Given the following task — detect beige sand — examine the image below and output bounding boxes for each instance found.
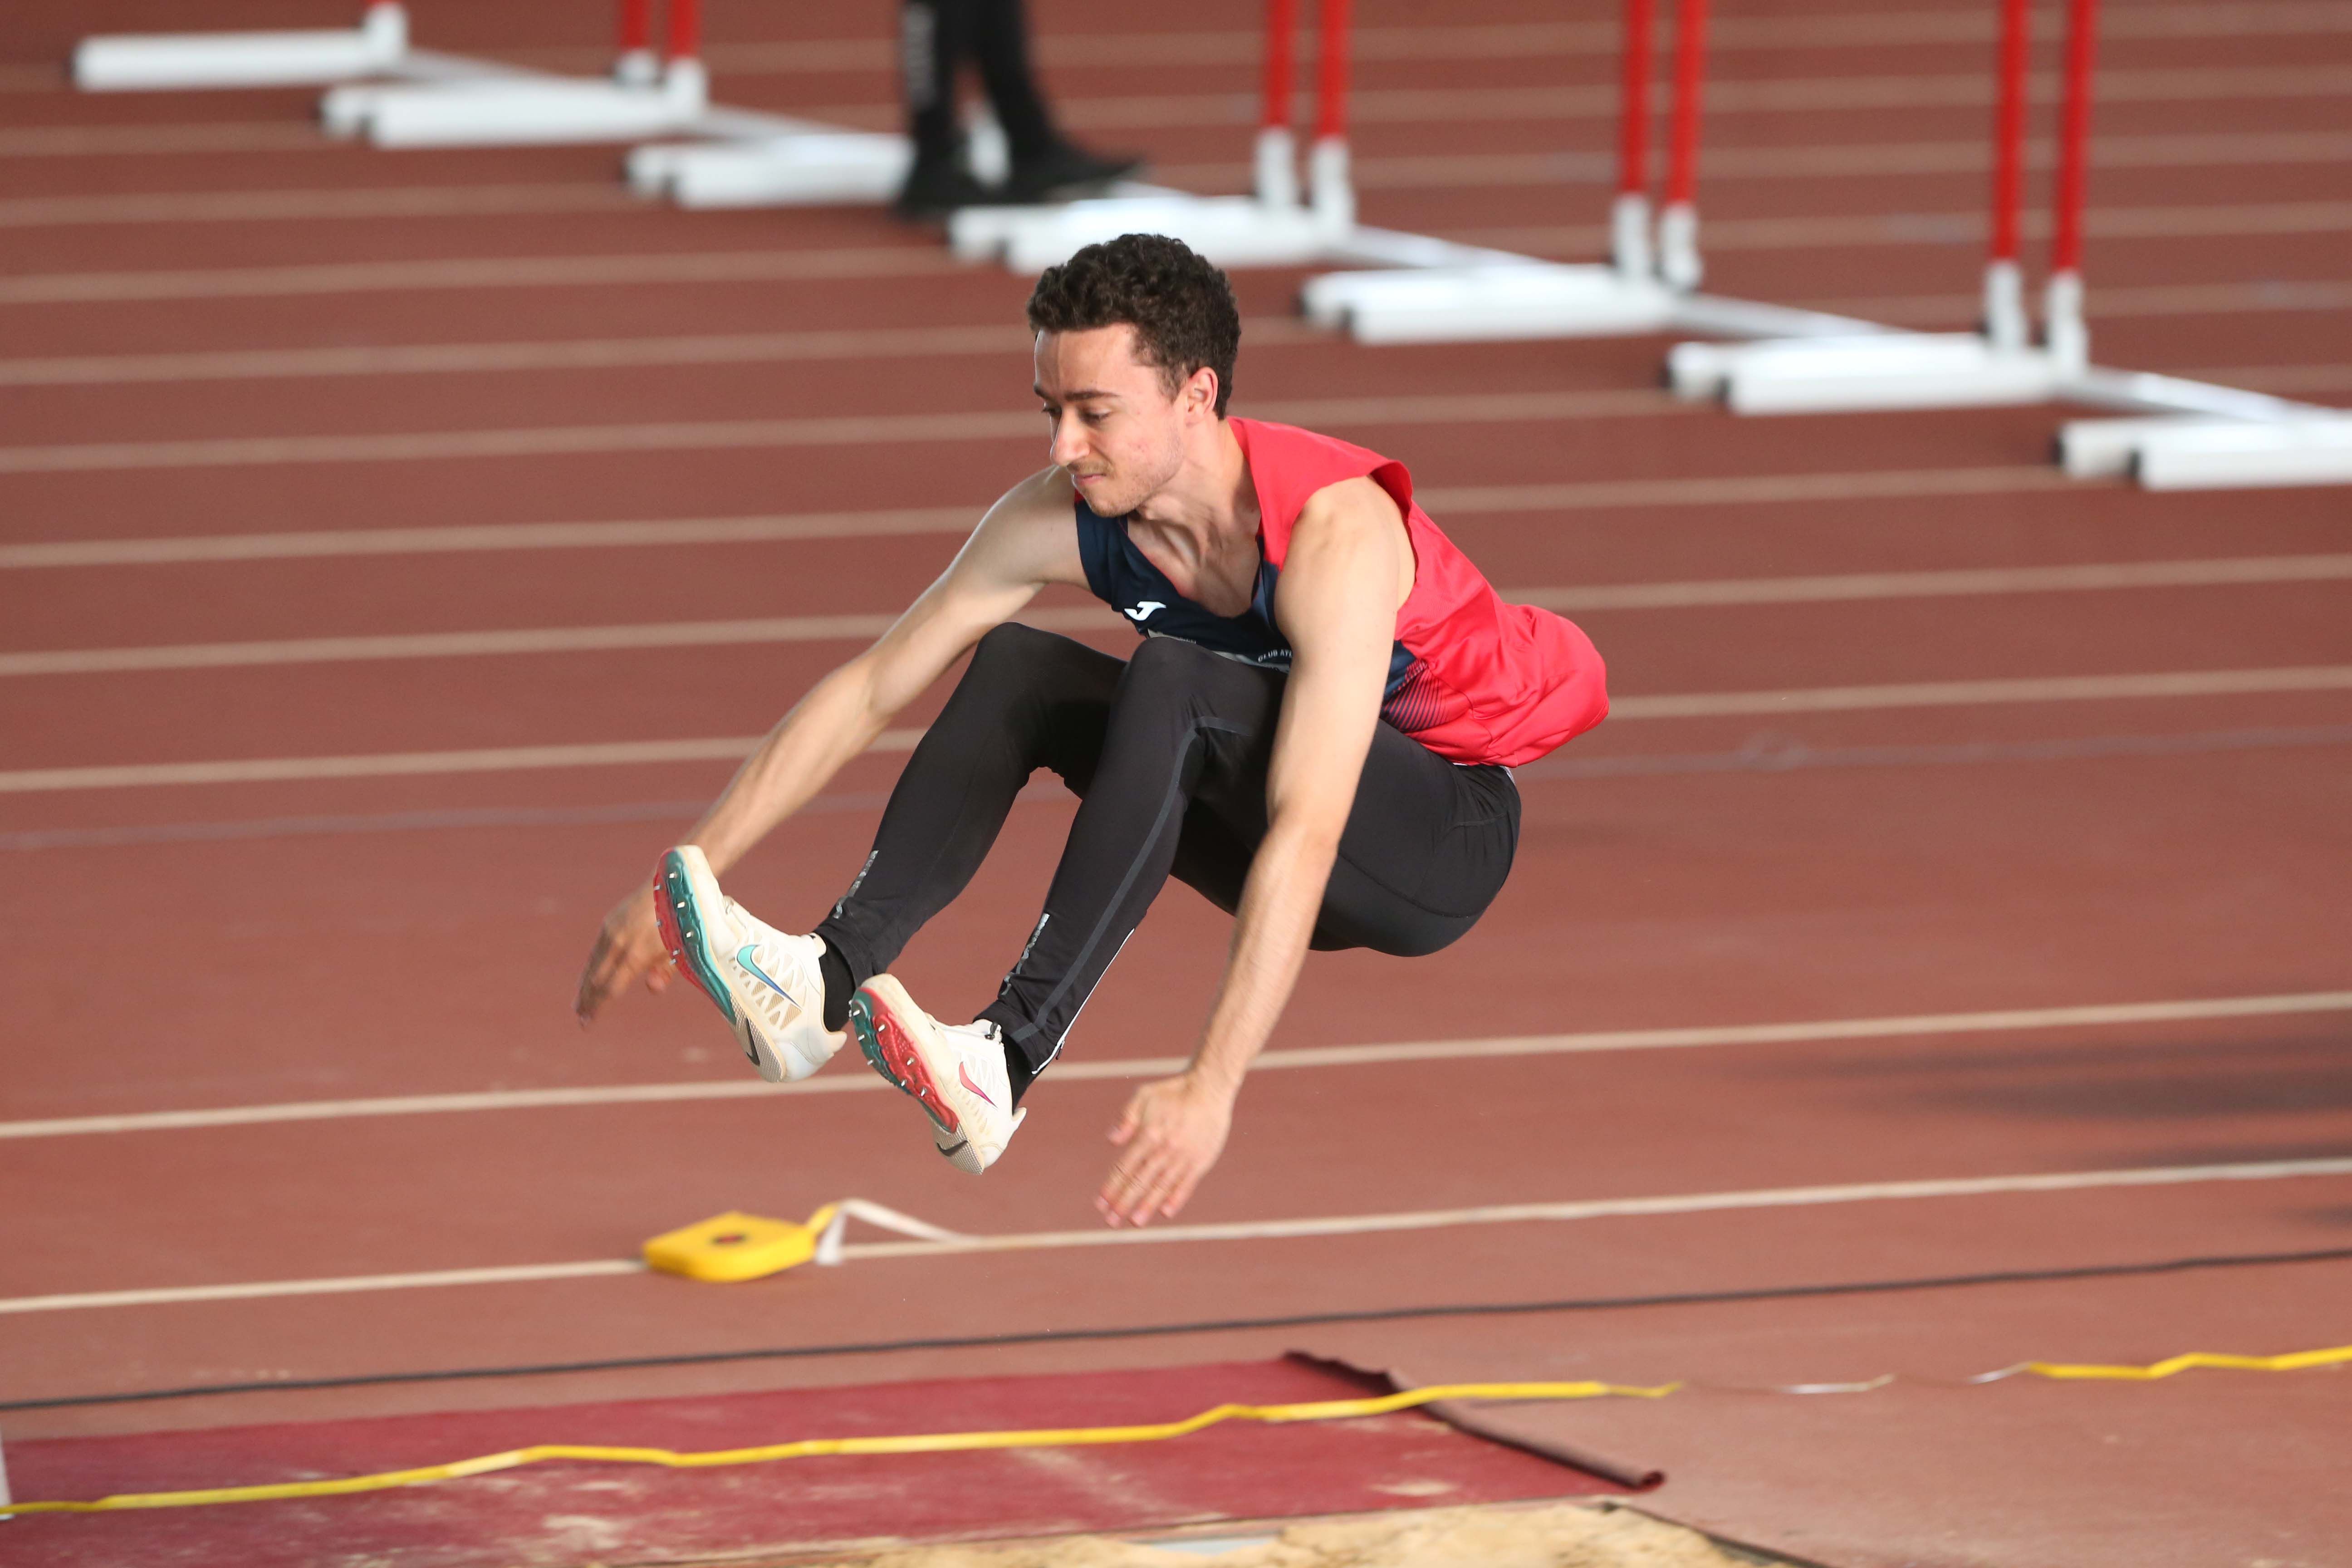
[793,1502,1759,1568]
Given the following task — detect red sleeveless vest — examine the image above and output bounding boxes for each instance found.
[1234,417,1607,768]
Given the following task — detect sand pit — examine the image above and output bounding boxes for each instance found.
[790,1502,1770,1568]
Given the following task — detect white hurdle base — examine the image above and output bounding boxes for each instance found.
[628,132,912,206]
[1670,332,2069,415]
[325,62,708,148]
[74,5,409,90]
[952,193,1351,273]
[2062,416,2352,490]
[1302,264,1677,344]
[1300,265,1890,348]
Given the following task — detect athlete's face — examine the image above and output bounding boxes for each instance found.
[1033,325,1213,516]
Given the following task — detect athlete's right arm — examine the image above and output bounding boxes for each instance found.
[574,468,1086,1023]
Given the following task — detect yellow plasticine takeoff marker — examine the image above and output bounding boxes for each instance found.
[642,1206,838,1283]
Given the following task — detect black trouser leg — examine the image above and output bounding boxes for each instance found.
[825,630,1520,1092]
[977,637,1522,1077]
[977,635,1276,1070]
[814,624,1120,998]
[903,0,1059,169]
[899,0,970,169]
[971,0,1059,161]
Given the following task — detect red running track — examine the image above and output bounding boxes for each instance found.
[2,1,2350,1565]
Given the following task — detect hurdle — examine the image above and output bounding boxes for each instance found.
[71,2,503,93]
[1663,0,2350,488]
[1299,0,1877,346]
[947,0,1521,275]
[71,2,914,206]
[322,0,710,147]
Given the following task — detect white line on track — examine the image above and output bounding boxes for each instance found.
[6,1155,2348,1314]
[1815,279,2352,327]
[5,991,2345,1143]
[0,182,637,230]
[0,390,1687,475]
[7,274,2347,390]
[1029,64,2352,136]
[1336,129,2352,192]
[6,666,2350,793]
[1462,199,2352,260]
[10,557,2348,678]
[3,4,2347,98]
[0,466,2082,569]
[0,248,959,306]
[540,4,2352,75]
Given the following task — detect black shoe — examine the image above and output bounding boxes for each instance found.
[892,159,1001,221]
[1002,141,1145,203]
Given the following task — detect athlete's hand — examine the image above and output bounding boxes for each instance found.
[574,880,674,1025]
[1098,1071,1235,1227]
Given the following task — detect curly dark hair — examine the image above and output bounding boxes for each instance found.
[1025,234,1242,416]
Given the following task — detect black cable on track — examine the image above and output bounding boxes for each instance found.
[10,1242,2350,1414]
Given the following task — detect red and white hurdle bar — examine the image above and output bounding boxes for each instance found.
[948,0,1528,274]
[1300,0,1875,346]
[1662,0,2351,489]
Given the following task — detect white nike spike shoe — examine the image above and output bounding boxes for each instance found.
[653,846,843,1083]
[848,974,1026,1174]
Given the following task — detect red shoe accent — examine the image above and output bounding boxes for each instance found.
[869,998,960,1136]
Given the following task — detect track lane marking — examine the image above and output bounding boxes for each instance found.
[0,390,1689,475]
[0,466,2089,570]
[0,248,960,306]
[10,556,2349,677]
[6,990,2346,1141]
[10,272,2349,390]
[1456,199,2352,259]
[6,3,2350,99]
[8,667,2351,792]
[6,1156,2348,1313]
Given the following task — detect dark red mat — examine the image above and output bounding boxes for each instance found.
[2,1357,1624,1567]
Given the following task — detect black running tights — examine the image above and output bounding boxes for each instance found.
[814,625,1521,1080]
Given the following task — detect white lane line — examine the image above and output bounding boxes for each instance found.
[0,730,910,795]
[1041,64,2352,136]
[0,182,636,230]
[8,666,2349,794]
[0,607,1107,678]
[7,265,2344,392]
[0,1260,646,1314]
[0,248,959,307]
[1811,279,2352,328]
[5,4,2348,98]
[1461,200,2352,260]
[853,1158,2352,1260]
[5,990,2344,1142]
[1610,666,2352,719]
[0,469,2075,571]
[7,1156,2347,1314]
[12,557,2349,678]
[0,507,983,570]
[0,390,1682,476]
[0,323,1038,387]
[1334,129,2352,194]
[0,318,1320,390]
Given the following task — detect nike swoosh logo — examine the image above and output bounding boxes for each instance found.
[957,1062,998,1108]
[1122,601,1166,622]
[735,946,800,1008]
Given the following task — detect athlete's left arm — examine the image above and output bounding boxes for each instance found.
[1098,476,1408,1226]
